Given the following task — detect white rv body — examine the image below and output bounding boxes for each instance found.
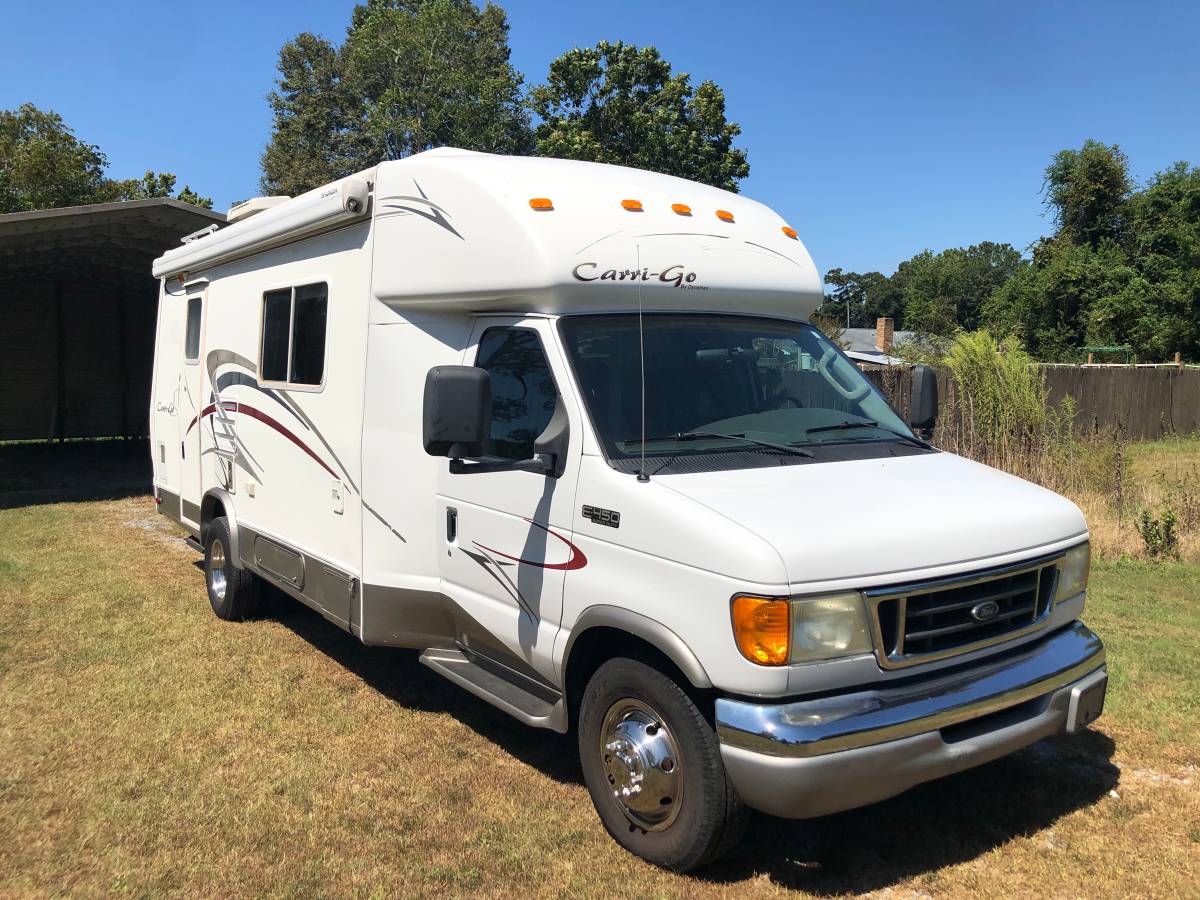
[149,149,1106,867]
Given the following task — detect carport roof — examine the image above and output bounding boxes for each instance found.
[0,199,225,293]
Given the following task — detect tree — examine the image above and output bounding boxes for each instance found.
[900,242,1024,335]
[1,104,212,212]
[261,33,364,197]
[529,40,749,191]
[104,170,213,208]
[0,103,108,212]
[262,0,531,196]
[816,268,905,328]
[1043,139,1132,248]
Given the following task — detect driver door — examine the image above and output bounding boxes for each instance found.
[435,316,583,685]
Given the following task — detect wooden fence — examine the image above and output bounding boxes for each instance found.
[865,365,1200,441]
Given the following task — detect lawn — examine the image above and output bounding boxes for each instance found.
[1,495,1197,898]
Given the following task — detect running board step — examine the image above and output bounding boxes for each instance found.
[185,537,204,554]
[419,648,567,732]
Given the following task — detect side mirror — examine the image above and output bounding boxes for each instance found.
[909,364,939,436]
[423,365,491,458]
[422,364,565,476]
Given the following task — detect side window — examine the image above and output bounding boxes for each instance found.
[476,328,558,460]
[259,283,328,386]
[184,297,202,362]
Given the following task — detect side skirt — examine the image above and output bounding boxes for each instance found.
[236,524,355,633]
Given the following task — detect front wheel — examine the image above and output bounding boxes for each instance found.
[578,657,748,871]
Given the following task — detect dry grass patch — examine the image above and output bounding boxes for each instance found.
[1,497,1197,898]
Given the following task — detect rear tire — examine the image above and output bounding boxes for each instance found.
[204,516,260,620]
[578,657,748,872]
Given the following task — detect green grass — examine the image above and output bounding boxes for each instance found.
[1,497,1198,897]
[1085,559,1200,755]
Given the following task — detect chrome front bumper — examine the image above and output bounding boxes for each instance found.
[715,622,1106,818]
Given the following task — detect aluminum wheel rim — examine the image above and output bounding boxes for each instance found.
[209,537,227,601]
[599,697,683,832]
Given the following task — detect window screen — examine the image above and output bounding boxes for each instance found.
[259,283,328,386]
[476,328,558,460]
[185,298,202,361]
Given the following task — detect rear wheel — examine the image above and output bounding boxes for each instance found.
[578,657,748,871]
[204,516,260,620]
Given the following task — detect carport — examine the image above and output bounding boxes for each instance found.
[0,199,224,441]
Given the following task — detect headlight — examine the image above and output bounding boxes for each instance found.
[731,591,874,666]
[791,592,873,663]
[1056,541,1090,603]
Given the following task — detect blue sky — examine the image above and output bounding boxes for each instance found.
[3,1,1197,277]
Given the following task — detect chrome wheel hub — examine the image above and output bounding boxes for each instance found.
[209,537,227,601]
[599,698,683,831]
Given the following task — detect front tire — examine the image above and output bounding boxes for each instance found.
[204,516,260,620]
[578,657,748,871]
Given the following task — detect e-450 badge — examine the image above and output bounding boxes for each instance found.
[582,505,621,528]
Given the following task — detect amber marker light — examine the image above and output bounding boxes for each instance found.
[529,197,554,210]
[716,209,735,223]
[621,198,644,211]
[731,595,790,666]
[672,203,692,215]
[782,226,798,239]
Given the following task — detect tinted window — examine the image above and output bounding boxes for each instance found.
[290,283,328,384]
[184,297,202,361]
[476,328,557,460]
[559,314,913,459]
[259,283,327,386]
[261,289,292,382]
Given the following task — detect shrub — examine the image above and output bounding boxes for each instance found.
[1136,507,1179,557]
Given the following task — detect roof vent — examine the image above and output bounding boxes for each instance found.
[226,196,290,223]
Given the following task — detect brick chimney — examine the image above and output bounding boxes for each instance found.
[875,317,894,352]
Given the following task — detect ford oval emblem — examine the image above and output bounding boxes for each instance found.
[971,600,1001,622]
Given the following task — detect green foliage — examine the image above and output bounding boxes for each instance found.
[815,243,1023,336]
[1,103,211,211]
[822,140,1199,362]
[816,268,905,328]
[983,149,1200,362]
[0,103,108,212]
[262,0,531,196]
[898,242,1024,335]
[260,33,365,198]
[348,0,531,160]
[103,170,213,209]
[528,40,749,191]
[1137,507,1179,558]
[941,329,1053,451]
[1043,139,1132,247]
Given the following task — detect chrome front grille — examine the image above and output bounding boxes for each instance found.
[866,554,1062,669]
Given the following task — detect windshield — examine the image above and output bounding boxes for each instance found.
[558,313,915,459]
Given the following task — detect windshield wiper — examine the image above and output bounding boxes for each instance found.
[805,420,933,450]
[626,431,814,458]
[806,419,880,434]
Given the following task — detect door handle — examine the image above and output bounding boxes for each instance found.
[446,507,458,543]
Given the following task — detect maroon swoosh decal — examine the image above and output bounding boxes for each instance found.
[473,518,587,571]
[186,401,337,479]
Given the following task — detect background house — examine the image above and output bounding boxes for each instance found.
[841,317,913,367]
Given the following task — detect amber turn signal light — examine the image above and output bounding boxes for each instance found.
[621,199,644,211]
[529,197,554,210]
[672,203,692,215]
[782,226,798,239]
[731,595,790,666]
[716,209,734,222]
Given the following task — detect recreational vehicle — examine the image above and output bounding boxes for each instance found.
[149,149,1106,871]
